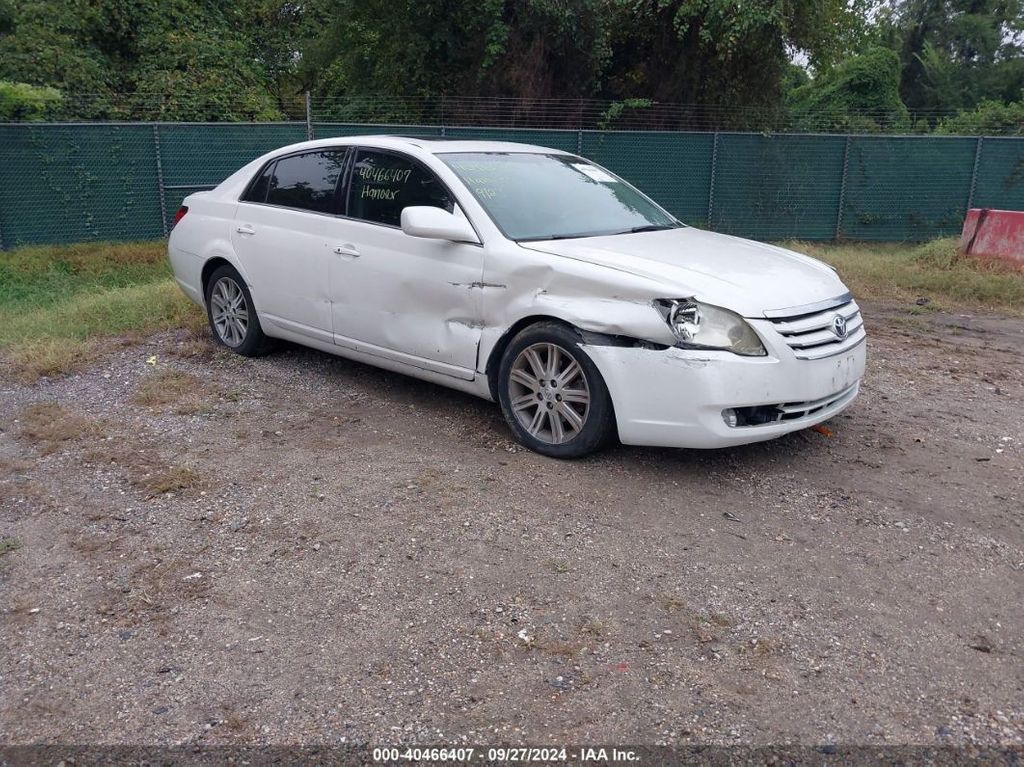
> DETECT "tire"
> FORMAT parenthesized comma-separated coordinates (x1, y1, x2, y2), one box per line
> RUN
(204, 264, 269, 357)
(497, 322, 616, 458)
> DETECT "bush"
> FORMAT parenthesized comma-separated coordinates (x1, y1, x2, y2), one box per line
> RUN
(787, 48, 910, 133)
(936, 100, 1024, 136)
(0, 80, 60, 120)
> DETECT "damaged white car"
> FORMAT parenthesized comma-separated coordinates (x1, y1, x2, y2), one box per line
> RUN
(168, 136, 866, 457)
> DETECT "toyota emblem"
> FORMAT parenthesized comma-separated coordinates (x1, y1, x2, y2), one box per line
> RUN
(831, 314, 848, 340)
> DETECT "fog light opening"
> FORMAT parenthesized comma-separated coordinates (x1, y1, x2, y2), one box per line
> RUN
(722, 405, 786, 428)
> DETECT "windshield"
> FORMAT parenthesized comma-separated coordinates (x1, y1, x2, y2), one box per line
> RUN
(439, 152, 681, 241)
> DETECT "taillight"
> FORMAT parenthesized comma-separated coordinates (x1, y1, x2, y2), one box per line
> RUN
(172, 205, 189, 227)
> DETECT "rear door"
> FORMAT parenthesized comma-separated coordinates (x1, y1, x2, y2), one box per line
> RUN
(231, 148, 350, 344)
(328, 148, 485, 379)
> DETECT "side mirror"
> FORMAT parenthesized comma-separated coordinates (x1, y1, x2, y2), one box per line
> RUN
(400, 206, 480, 244)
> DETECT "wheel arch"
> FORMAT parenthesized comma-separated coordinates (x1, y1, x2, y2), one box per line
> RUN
(484, 315, 581, 401)
(200, 256, 238, 304)
(484, 315, 646, 403)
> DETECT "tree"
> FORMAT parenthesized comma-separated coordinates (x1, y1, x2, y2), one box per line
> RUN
(883, 0, 1024, 120)
(0, 0, 287, 120)
(787, 46, 911, 132)
(306, 0, 610, 121)
(0, 0, 118, 118)
(600, 0, 856, 128)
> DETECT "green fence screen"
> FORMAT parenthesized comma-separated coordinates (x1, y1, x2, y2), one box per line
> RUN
(1, 122, 1022, 249)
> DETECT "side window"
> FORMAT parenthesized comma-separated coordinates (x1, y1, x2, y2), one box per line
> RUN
(347, 150, 453, 227)
(242, 161, 274, 203)
(265, 150, 347, 213)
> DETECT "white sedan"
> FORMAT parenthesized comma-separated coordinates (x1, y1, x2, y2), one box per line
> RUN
(168, 136, 865, 457)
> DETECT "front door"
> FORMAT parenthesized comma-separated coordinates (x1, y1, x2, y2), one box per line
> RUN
(329, 148, 484, 379)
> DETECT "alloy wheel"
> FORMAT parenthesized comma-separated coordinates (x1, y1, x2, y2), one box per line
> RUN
(210, 276, 249, 347)
(508, 342, 591, 445)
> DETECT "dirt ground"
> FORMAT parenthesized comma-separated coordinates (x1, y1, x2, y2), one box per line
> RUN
(1, 300, 1022, 747)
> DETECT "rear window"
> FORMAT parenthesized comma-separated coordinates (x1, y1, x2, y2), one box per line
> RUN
(242, 162, 274, 203)
(262, 150, 348, 213)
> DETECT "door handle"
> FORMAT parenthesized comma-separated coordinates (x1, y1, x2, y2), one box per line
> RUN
(236, 224, 256, 235)
(334, 244, 360, 257)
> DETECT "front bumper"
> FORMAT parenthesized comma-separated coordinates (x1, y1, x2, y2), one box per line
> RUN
(582, 327, 866, 449)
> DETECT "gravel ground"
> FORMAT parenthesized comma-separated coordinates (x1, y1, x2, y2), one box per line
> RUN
(0, 301, 1021, 747)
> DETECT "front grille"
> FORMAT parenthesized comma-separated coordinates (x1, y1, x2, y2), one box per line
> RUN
(766, 297, 865, 360)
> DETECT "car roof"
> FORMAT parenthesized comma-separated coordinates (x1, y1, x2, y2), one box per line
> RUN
(272, 134, 572, 156)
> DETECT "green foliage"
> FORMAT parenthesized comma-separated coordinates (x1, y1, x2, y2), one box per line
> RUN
(309, 0, 610, 117)
(129, 17, 283, 121)
(0, 241, 171, 312)
(0, 0, 1022, 131)
(598, 98, 654, 129)
(883, 0, 1024, 120)
(0, 80, 61, 120)
(936, 100, 1024, 136)
(788, 47, 911, 132)
(790, 238, 1024, 315)
(603, 0, 855, 126)
(0, 241, 203, 379)
(0, 0, 287, 120)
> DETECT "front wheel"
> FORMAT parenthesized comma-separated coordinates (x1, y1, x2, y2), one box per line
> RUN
(497, 322, 616, 458)
(205, 265, 268, 357)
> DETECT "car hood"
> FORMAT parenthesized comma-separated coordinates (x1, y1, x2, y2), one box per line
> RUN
(519, 227, 848, 317)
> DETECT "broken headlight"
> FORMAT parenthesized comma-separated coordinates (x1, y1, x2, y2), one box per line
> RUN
(655, 299, 766, 356)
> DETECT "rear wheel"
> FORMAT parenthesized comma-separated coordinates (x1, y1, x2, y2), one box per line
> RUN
(205, 265, 268, 357)
(497, 322, 616, 458)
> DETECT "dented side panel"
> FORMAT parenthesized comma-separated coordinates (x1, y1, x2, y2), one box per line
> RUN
(328, 218, 485, 378)
(475, 243, 682, 380)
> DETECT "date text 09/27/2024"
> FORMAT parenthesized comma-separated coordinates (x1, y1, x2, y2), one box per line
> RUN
(371, 746, 640, 763)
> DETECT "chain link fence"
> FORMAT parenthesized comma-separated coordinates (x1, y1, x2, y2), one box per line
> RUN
(1, 118, 1022, 249)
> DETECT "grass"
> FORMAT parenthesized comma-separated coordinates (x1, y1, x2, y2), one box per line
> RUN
(784, 238, 1024, 317)
(135, 466, 201, 496)
(0, 241, 204, 379)
(17, 402, 101, 454)
(133, 369, 204, 407)
(0, 537, 22, 557)
(1, 237, 1021, 379)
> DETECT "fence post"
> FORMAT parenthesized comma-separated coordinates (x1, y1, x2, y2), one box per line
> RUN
(305, 91, 314, 140)
(834, 134, 852, 241)
(707, 132, 720, 229)
(153, 125, 168, 238)
(967, 136, 983, 211)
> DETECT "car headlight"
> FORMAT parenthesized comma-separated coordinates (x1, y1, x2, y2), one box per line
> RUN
(654, 299, 766, 356)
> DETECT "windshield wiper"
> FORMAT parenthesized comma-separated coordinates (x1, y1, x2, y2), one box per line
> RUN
(519, 223, 682, 242)
(621, 224, 681, 234)
(518, 232, 599, 242)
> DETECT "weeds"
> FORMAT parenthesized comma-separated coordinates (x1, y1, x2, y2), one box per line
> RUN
(785, 238, 1024, 316)
(0, 241, 204, 380)
(133, 370, 204, 407)
(136, 466, 201, 496)
(83, 441, 202, 497)
(0, 537, 22, 557)
(17, 403, 100, 454)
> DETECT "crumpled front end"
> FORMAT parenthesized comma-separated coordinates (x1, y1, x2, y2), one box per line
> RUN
(583, 300, 867, 449)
